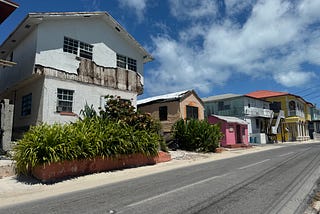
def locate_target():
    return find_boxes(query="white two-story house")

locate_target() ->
[202,94,274,144]
[0,12,153,138]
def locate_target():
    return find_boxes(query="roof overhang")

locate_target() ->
[0,12,153,63]
[0,0,19,24]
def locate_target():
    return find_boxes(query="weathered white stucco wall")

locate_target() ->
[35,18,144,76]
[41,77,137,124]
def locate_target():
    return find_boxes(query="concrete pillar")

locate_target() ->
[0,99,14,152]
[297,122,301,140]
[305,123,310,140]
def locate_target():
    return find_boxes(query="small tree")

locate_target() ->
[99,95,162,133]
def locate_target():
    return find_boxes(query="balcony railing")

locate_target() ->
[244,106,273,118]
[288,110,305,118]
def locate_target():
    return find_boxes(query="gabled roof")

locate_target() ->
[246,90,289,99]
[211,115,248,125]
[202,93,242,102]
[0,12,153,63]
[138,89,203,106]
[0,0,19,24]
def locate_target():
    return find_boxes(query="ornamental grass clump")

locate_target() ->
[172,119,223,152]
[14,96,163,175]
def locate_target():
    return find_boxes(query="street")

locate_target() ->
[1,143,320,214]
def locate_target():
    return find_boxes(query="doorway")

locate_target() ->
[236,125,242,144]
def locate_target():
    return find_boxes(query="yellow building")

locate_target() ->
[247,90,311,142]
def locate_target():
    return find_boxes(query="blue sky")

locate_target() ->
[1,0,320,105]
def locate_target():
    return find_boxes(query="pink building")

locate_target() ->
[208,115,249,148]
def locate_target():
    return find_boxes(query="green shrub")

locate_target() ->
[13,96,163,175]
[172,119,223,152]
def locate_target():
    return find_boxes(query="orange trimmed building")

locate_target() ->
[137,90,204,134]
[247,90,311,142]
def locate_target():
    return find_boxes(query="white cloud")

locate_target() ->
[118,0,147,21]
[169,0,218,20]
[225,0,257,17]
[274,71,316,87]
[145,0,320,95]
[145,36,231,95]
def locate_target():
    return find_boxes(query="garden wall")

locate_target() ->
[32,152,171,183]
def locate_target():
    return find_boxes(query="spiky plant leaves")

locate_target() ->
[172,119,223,152]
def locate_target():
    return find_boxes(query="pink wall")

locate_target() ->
[208,116,248,147]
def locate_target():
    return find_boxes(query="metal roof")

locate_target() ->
[211,115,248,125]
[137,90,190,105]
[202,93,242,102]
[0,12,153,63]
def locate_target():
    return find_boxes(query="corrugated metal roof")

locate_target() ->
[202,93,242,102]
[137,90,190,105]
[212,115,248,125]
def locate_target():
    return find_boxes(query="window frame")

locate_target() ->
[63,37,93,60]
[186,105,199,120]
[21,93,32,116]
[159,106,168,121]
[56,88,74,113]
[116,54,137,72]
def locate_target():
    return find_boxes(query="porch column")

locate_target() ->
[297,122,302,141]
[305,123,310,140]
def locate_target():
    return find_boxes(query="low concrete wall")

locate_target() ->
[32,152,171,183]
[0,160,15,178]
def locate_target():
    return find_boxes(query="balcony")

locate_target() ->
[288,110,305,118]
[244,106,273,118]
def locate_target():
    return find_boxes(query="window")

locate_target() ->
[128,57,137,72]
[256,118,260,129]
[218,101,230,111]
[117,54,127,69]
[218,101,224,111]
[186,105,198,119]
[57,89,74,112]
[270,102,281,113]
[116,54,137,72]
[159,106,168,121]
[63,37,93,60]
[289,100,296,110]
[21,93,32,116]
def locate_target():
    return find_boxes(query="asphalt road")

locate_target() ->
[2,143,320,214]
